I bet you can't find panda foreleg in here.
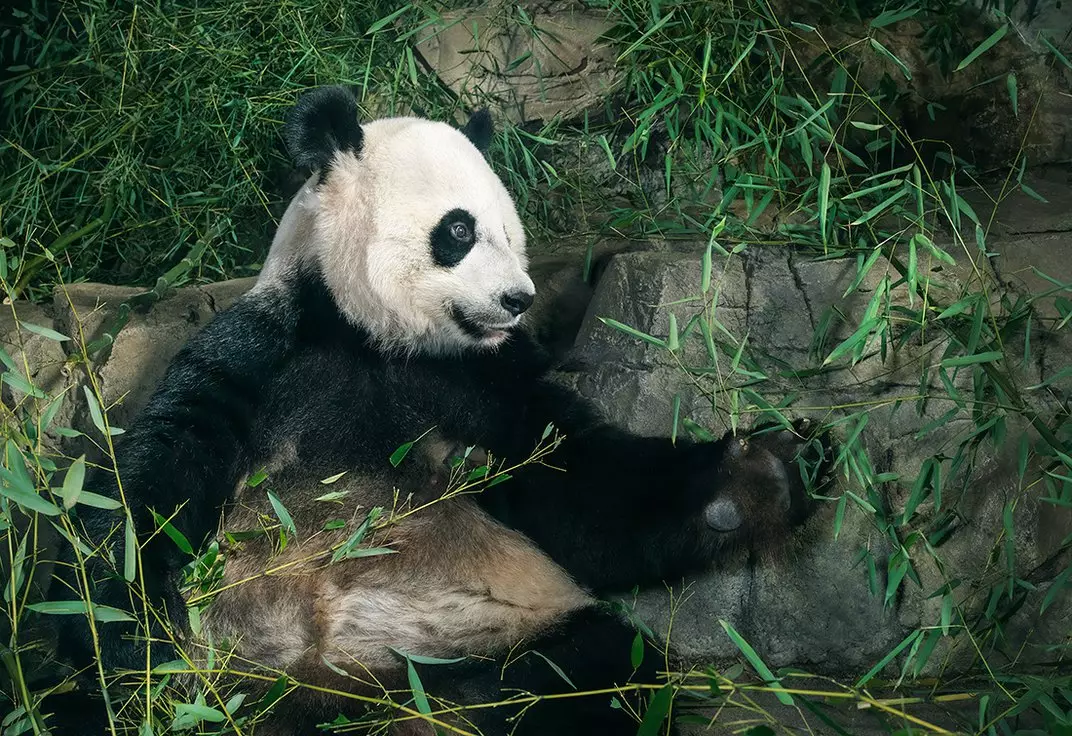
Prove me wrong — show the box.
[499,383,826,592]
[54,287,299,671]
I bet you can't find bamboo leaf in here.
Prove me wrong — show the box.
[344,547,397,558]
[406,657,433,717]
[716,32,756,88]
[28,600,90,615]
[95,604,137,623]
[870,5,919,27]
[18,321,70,342]
[365,4,413,35]
[719,619,792,705]
[1041,35,1072,70]
[1017,433,1030,484]
[332,507,383,563]
[941,593,954,635]
[0,466,61,516]
[28,600,134,623]
[151,511,194,555]
[616,10,676,63]
[5,535,27,604]
[124,511,137,582]
[637,684,674,736]
[68,490,122,510]
[598,317,668,348]
[390,441,414,467]
[937,295,976,320]
[597,134,616,170]
[701,238,713,293]
[389,648,466,666]
[527,650,577,690]
[267,490,297,537]
[955,25,1008,72]
[941,351,1003,368]
[1041,566,1071,614]
[2,372,47,399]
[631,631,645,669]
[83,386,121,436]
[822,317,880,366]
[172,702,226,730]
[870,38,912,79]
[841,178,903,201]
[60,455,86,509]
[832,494,848,541]
[849,188,908,226]
[818,162,831,245]
[856,630,922,687]
[315,490,351,503]
[907,235,917,305]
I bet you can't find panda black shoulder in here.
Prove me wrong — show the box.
[284,86,364,174]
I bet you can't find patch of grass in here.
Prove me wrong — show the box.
[0,0,475,299]
[1,0,1071,734]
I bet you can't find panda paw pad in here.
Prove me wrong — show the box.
[702,418,832,542]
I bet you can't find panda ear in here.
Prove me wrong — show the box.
[285,86,364,173]
[461,108,494,155]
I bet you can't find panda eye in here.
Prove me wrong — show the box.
[449,222,473,242]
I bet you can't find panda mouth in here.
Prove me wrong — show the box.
[449,306,515,342]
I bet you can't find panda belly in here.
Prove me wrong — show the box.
[318,502,592,670]
[199,468,591,680]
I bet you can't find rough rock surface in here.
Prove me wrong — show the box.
[559,244,1071,677]
[963,169,1072,320]
[413,0,620,125]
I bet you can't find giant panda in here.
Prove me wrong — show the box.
[53,86,828,735]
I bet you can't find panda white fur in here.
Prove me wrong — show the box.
[53,86,827,736]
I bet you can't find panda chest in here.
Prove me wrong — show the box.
[268,346,527,463]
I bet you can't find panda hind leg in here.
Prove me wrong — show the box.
[413,606,678,736]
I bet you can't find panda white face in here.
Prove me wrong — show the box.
[264,87,535,355]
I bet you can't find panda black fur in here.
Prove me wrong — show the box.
[54,86,827,735]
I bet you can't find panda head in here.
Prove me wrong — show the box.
[267,86,535,355]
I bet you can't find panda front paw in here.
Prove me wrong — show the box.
[418,434,491,496]
[691,418,832,547]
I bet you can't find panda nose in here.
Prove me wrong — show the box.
[500,290,534,317]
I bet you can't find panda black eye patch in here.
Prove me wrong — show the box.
[431,208,477,268]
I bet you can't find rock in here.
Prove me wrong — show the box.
[0,301,79,442]
[413,1,620,124]
[52,282,221,432]
[0,303,74,680]
[963,169,1072,238]
[557,246,1072,676]
[198,276,258,313]
[992,232,1072,321]
[1012,1,1072,53]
